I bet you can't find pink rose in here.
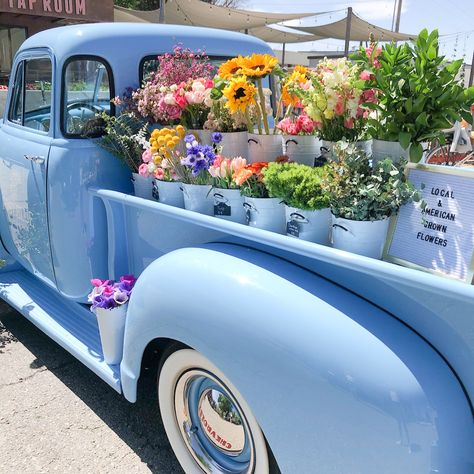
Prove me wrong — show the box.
[277,117,293,134]
[334,100,345,117]
[173,92,187,109]
[154,168,165,180]
[296,114,316,134]
[362,89,378,104]
[287,123,299,135]
[204,79,214,89]
[142,148,153,163]
[359,70,373,81]
[344,117,354,129]
[138,163,149,177]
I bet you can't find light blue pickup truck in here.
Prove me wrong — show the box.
[0,23,473,474]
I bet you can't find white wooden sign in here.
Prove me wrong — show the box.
[384,163,474,283]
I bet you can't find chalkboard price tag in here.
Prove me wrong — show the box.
[286,220,300,237]
[214,202,231,216]
[384,164,474,283]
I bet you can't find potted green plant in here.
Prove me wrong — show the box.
[323,142,421,259]
[263,163,331,244]
[353,29,474,163]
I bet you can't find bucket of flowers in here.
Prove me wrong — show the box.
[263,162,331,244]
[234,160,286,233]
[173,133,221,215]
[208,154,247,224]
[295,58,374,160]
[217,54,285,163]
[88,275,136,365]
[138,125,186,207]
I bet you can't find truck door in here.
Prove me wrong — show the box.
[0,51,56,287]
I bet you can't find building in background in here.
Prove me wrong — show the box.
[0,1,113,85]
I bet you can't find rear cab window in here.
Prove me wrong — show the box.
[62,56,114,137]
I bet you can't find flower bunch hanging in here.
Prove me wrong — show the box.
[209,155,247,189]
[88,275,136,311]
[215,53,282,134]
[297,58,374,142]
[138,125,186,181]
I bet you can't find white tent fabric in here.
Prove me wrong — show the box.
[246,26,323,44]
[294,12,416,42]
[114,2,321,30]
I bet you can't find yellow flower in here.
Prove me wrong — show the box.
[294,65,308,75]
[223,77,256,114]
[150,146,158,153]
[167,140,175,148]
[172,136,181,145]
[218,57,245,79]
[239,54,278,78]
[151,129,159,138]
[324,109,334,120]
[157,136,166,145]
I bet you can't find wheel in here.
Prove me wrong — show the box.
[158,348,274,474]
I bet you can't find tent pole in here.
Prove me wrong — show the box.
[344,7,352,57]
[394,0,403,32]
[468,50,474,87]
[159,0,165,23]
[282,42,286,66]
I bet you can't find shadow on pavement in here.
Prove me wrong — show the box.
[0,301,184,474]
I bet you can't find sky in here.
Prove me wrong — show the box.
[246,0,474,63]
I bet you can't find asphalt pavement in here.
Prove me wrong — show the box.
[0,301,184,474]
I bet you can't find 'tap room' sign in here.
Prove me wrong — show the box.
[384,164,474,283]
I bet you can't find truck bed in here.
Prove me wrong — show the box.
[91,187,474,408]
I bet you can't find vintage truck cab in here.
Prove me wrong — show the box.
[0,23,473,474]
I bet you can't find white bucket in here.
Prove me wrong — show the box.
[282,135,321,166]
[155,180,184,208]
[331,215,390,259]
[285,206,331,244]
[182,183,213,215]
[213,188,246,224]
[247,133,283,163]
[95,304,127,365]
[132,173,156,201]
[372,139,428,165]
[220,131,248,160]
[243,197,286,233]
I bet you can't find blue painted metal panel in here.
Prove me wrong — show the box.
[122,246,474,473]
[0,269,121,392]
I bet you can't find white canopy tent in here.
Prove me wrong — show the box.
[114,2,320,30]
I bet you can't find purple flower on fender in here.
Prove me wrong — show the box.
[211,132,222,144]
[87,274,136,311]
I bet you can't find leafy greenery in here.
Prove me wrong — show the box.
[323,141,421,221]
[352,29,474,162]
[263,163,329,211]
[93,112,149,173]
[114,0,243,9]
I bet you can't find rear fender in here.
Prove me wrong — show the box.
[121,244,474,473]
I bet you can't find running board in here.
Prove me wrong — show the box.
[0,270,121,393]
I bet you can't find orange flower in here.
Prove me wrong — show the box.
[233,168,253,186]
[219,57,245,79]
[239,54,278,78]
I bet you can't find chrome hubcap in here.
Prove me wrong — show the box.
[174,369,255,474]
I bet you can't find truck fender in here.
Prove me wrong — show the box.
[121,244,474,473]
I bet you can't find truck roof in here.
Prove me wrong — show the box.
[19,22,274,60]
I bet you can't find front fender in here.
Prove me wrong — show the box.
[122,244,474,473]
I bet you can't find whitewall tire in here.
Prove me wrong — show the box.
[158,348,272,474]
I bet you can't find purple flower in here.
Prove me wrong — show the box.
[114,291,129,305]
[88,274,136,311]
[184,134,196,144]
[211,132,222,144]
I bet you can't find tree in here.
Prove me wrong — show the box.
[114,0,244,10]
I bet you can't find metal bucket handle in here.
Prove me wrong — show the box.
[243,201,258,213]
[285,138,298,146]
[290,212,309,224]
[213,192,229,204]
[332,222,355,236]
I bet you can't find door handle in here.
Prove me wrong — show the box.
[24,155,45,165]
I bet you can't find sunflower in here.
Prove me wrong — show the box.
[223,77,256,114]
[239,54,278,78]
[218,57,245,79]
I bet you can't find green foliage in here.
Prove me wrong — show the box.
[352,29,474,162]
[263,163,329,211]
[323,141,421,221]
[94,112,149,173]
[239,175,269,198]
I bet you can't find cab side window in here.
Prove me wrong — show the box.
[8,57,52,132]
[63,57,114,137]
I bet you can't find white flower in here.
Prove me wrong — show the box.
[169,84,178,92]
[147,162,157,173]
[159,86,167,93]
